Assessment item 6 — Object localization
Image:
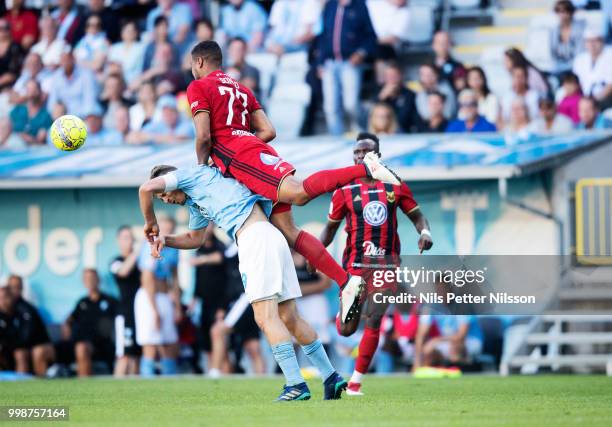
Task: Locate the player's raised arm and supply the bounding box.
[138,177,166,242]
[250,109,276,143]
[194,111,213,165]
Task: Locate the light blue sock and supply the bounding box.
[271,342,304,386]
[140,357,156,377]
[160,358,178,375]
[301,339,335,382]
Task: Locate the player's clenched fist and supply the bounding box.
[144,222,159,242]
[150,235,166,259]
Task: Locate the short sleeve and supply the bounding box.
[398,182,419,214]
[328,189,347,222]
[162,172,178,191]
[186,81,210,117]
[109,259,123,275]
[188,205,209,230]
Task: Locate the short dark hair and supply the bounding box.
[229,37,247,47]
[154,15,168,27]
[428,90,447,103]
[191,40,223,67]
[554,0,575,15]
[150,164,177,180]
[356,132,380,153]
[580,96,599,110]
[117,225,132,235]
[560,71,579,86]
[195,18,214,32]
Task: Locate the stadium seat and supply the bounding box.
[268,83,311,138]
[275,51,309,87]
[450,0,481,9]
[479,46,511,97]
[405,4,435,45]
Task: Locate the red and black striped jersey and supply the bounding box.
[328,179,419,270]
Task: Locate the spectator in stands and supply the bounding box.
[138,42,185,94]
[466,66,500,125]
[146,0,193,50]
[9,80,53,146]
[318,0,377,136]
[84,103,122,146]
[12,53,51,104]
[0,18,23,91]
[557,71,582,124]
[31,16,68,69]
[62,268,117,377]
[110,225,141,377]
[501,66,540,123]
[529,97,574,134]
[376,62,419,133]
[0,287,18,370]
[266,0,322,56]
[504,97,534,144]
[108,21,145,86]
[415,63,456,120]
[368,102,398,135]
[86,0,120,43]
[47,48,98,117]
[550,0,585,74]
[416,91,448,133]
[127,95,194,144]
[51,0,85,46]
[572,28,612,107]
[129,81,158,131]
[219,0,267,51]
[5,275,55,377]
[226,37,260,97]
[432,31,465,93]
[74,14,110,75]
[181,19,214,70]
[142,16,177,75]
[578,96,610,129]
[504,47,550,97]
[114,106,131,140]
[414,315,483,369]
[0,117,24,148]
[4,0,38,51]
[447,89,496,133]
[367,0,411,82]
[99,74,130,130]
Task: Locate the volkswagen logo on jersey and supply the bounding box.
[363,201,387,226]
[363,240,386,257]
[260,153,280,166]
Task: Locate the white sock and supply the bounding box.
[208,368,221,379]
[350,370,363,384]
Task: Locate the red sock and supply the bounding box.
[354,326,380,375]
[294,231,349,287]
[302,164,367,199]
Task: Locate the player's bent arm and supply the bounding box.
[319,220,342,248]
[250,109,276,143]
[163,228,208,250]
[407,208,433,252]
[193,111,212,165]
[139,178,166,225]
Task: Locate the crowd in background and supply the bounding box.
[0,0,610,150]
[1,221,501,378]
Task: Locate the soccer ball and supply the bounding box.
[50,115,88,151]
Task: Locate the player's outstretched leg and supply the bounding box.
[278,153,401,206]
[251,298,311,401]
[271,209,364,322]
[279,300,347,400]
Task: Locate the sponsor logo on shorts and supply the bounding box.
[260,153,280,166]
[231,129,254,137]
[363,201,387,226]
[363,240,386,257]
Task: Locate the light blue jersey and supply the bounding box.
[162,166,273,240]
[138,241,179,282]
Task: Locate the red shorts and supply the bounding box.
[348,267,399,294]
[212,138,295,215]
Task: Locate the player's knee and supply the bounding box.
[75,342,91,359]
[210,322,226,340]
[292,190,311,206]
[279,309,298,332]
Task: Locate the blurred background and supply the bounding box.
[0,0,611,379]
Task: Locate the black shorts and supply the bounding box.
[115,313,141,357]
[15,318,51,350]
[200,296,259,352]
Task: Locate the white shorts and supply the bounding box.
[134,288,178,346]
[237,221,302,304]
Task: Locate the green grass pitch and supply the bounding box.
[1,375,611,426]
